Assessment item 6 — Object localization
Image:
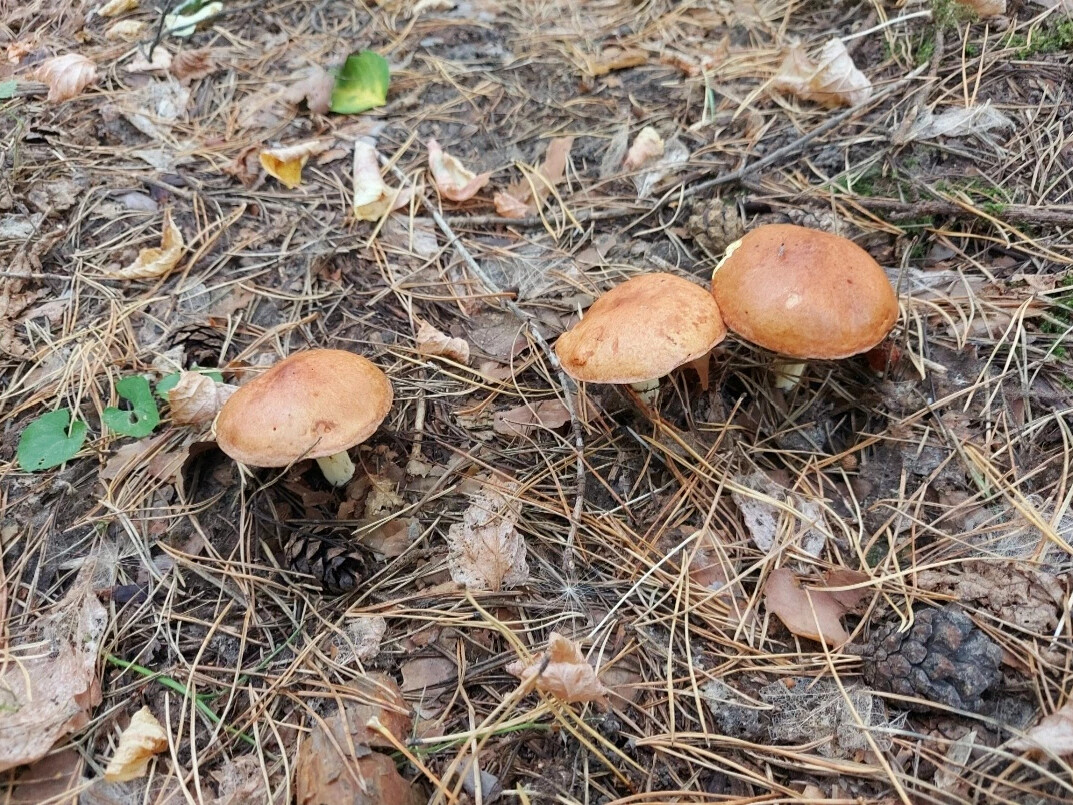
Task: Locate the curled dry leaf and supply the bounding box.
[353,141,409,221]
[427,139,490,202]
[506,632,610,707]
[773,39,872,108]
[36,54,97,103]
[170,48,216,83]
[259,140,329,189]
[126,47,172,74]
[106,209,184,280]
[622,126,664,172]
[731,471,829,558]
[416,319,470,364]
[104,707,169,782]
[585,46,647,76]
[168,371,237,425]
[283,66,335,115]
[106,19,147,39]
[763,567,850,647]
[0,564,107,772]
[492,399,571,438]
[493,137,573,218]
[446,480,529,591]
[1010,700,1073,756]
[97,0,139,16]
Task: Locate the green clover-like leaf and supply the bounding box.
[330,50,390,114]
[156,367,224,399]
[102,376,161,438]
[17,408,88,472]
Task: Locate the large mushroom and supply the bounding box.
[555,272,727,402]
[710,224,898,387]
[214,349,392,486]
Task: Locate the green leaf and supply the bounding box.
[157,367,224,399]
[102,376,161,437]
[17,408,88,471]
[0,80,16,100]
[330,51,390,114]
[165,0,223,37]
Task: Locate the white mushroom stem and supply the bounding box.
[773,360,807,391]
[315,451,356,487]
[629,378,660,406]
[686,353,711,390]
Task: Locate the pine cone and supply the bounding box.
[168,322,227,368]
[686,199,745,258]
[861,606,1003,713]
[283,524,375,595]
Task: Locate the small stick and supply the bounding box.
[383,162,586,581]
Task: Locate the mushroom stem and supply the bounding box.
[629,378,660,406]
[773,360,806,391]
[315,451,356,487]
[686,353,711,390]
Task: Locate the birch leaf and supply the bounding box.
[506,633,610,707]
[106,209,184,280]
[427,139,490,202]
[446,480,529,591]
[259,140,329,189]
[35,54,97,103]
[167,371,237,425]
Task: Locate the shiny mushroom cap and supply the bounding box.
[214,349,392,467]
[554,272,727,384]
[711,224,899,359]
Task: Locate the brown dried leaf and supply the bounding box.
[36,54,97,103]
[773,39,872,108]
[820,568,872,610]
[260,140,329,189]
[125,47,171,74]
[168,371,237,425]
[353,141,410,221]
[495,137,574,217]
[97,0,139,15]
[170,48,215,83]
[427,139,490,202]
[104,707,169,782]
[415,320,470,364]
[1010,700,1073,755]
[687,529,731,591]
[0,564,107,772]
[622,126,663,172]
[492,399,571,438]
[506,633,610,707]
[957,0,1006,14]
[585,46,647,76]
[764,567,850,647]
[105,20,147,40]
[297,736,410,805]
[446,481,529,591]
[6,749,83,805]
[492,191,530,219]
[283,66,334,115]
[401,654,457,693]
[106,209,184,280]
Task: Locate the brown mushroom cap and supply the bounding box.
[711,224,898,359]
[555,272,727,384]
[214,349,392,467]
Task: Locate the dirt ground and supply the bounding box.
[2,0,1073,802]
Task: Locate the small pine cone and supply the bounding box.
[284,525,375,595]
[861,606,1003,713]
[686,199,745,258]
[168,322,227,368]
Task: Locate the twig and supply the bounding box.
[383,162,586,582]
[837,196,1073,227]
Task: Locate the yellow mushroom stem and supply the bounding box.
[315,451,356,487]
[773,360,806,391]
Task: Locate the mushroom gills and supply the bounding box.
[315,451,356,487]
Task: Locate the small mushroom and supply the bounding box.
[554,272,727,403]
[710,224,898,388]
[214,349,393,486]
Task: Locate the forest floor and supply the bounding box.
[2,0,1073,802]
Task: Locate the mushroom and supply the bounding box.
[554,272,727,403]
[710,224,898,388]
[214,349,393,487]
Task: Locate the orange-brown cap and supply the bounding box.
[555,273,727,384]
[214,349,392,467]
[710,224,898,359]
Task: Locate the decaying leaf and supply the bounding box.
[105,19,148,39]
[400,652,457,694]
[104,707,169,782]
[506,632,610,707]
[170,48,216,83]
[903,102,1013,143]
[35,54,97,103]
[956,0,1006,15]
[363,474,404,519]
[622,126,664,172]
[283,66,335,115]
[773,39,872,108]
[492,399,571,438]
[106,209,184,280]
[353,141,409,221]
[493,137,573,218]
[584,46,647,76]
[125,47,172,74]
[446,480,529,591]
[259,140,329,189]
[333,615,388,663]
[763,567,850,647]
[167,371,237,425]
[730,472,829,557]
[7,748,84,805]
[427,139,490,202]
[633,136,689,198]
[0,563,107,772]
[416,320,470,364]
[1010,700,1073,756]
[97,0,139,16]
